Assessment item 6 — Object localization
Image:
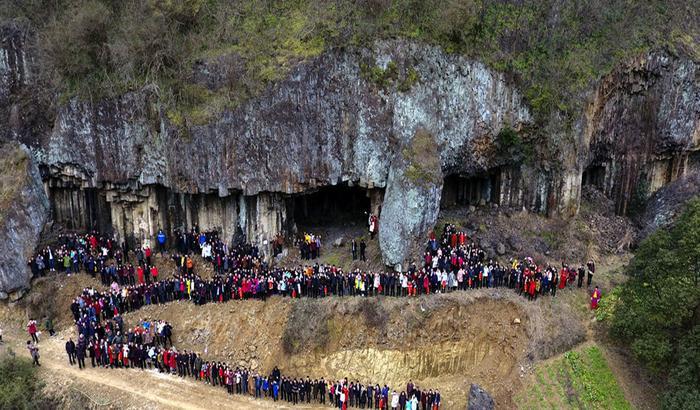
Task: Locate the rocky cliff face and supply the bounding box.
[0,142,49,299]
[584,52,700,215]
[14,39,535,266]
[1,18,699,275]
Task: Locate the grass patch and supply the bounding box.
[403,128,442,187]
[518,344,631,410]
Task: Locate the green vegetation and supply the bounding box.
[0,143,29,225]
[2,0,696,135]
[603,197,700,409]
[402,128,442,187]
[515,344,631,410]
[398,67,420,92]
[0,352,48,409]
[360,60,398,89]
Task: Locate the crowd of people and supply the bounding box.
[17,213,608,409]
[41,222,602,324]
[66,290,441,409]
[297,232,323,260]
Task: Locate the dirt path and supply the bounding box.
[4,326,320,410]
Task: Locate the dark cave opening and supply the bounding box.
[48,186,112,233]
[582,165,606,190]
[441,171,501,208]
[288,184,373,227]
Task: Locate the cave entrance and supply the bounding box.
[288,184,373,227]
[582,165,606,190]
[48,186,112,233]
[441,171,501,208]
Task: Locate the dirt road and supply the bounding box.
[4,326,319,410]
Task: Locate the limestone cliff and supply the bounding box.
[1,18,699,277]
[584,52,700,215]
[0,142,49,299]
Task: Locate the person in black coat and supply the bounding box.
[76,335,87,369]
[65,338,76,365]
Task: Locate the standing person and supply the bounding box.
[591,286,601,309]
[27,319,39,343]
[587,259,595,287]
[157,229,167,256]
[27,341,40,366]
[391,390,400,410]
[44,316,55,337]
[65,338,76,365]
[577,265,585,288]
[360,240,367,262]
[369,214,378,240]
[351,239,358,260]
[76,335,87,369]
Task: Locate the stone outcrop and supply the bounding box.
[0,142,49,299]
[1,16,700,278]
[379,128,443,268]
[467,384,495,410]
[637,170,700,240]
[17,39,533,263]
[584,52,700,214]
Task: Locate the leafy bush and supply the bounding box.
[662,326,700,410]
[608,197,700,406]
[0,352,48,409]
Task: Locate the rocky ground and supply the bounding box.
[435,186,636,267]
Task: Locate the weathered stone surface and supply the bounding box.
[379,128,444,267]
[496,243,506,255]
[638,170,700,240]
[1,18,699,273]
[584,52,700,215]
[0,142,50,298]
[31,40,531,265]
[467,384,495,410]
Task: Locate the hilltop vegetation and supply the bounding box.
[2,0,697,129]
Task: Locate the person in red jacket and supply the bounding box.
[137,266,144,284]
[150,265,159,282]
[27,319,39,343]
[168,351,177,374]
[558,267,567,289]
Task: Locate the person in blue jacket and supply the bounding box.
[272,379,279,401]
[157,229,167,255]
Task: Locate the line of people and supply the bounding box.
[65,301,441,409]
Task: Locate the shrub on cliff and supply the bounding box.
[607,197,700,407]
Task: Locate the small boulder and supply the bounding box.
[468,384,495,410]
[496,243,506,255]
[479,238,490,250]
[333,237,344,247]
[513,318,521,324]
[508,235,523,252]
